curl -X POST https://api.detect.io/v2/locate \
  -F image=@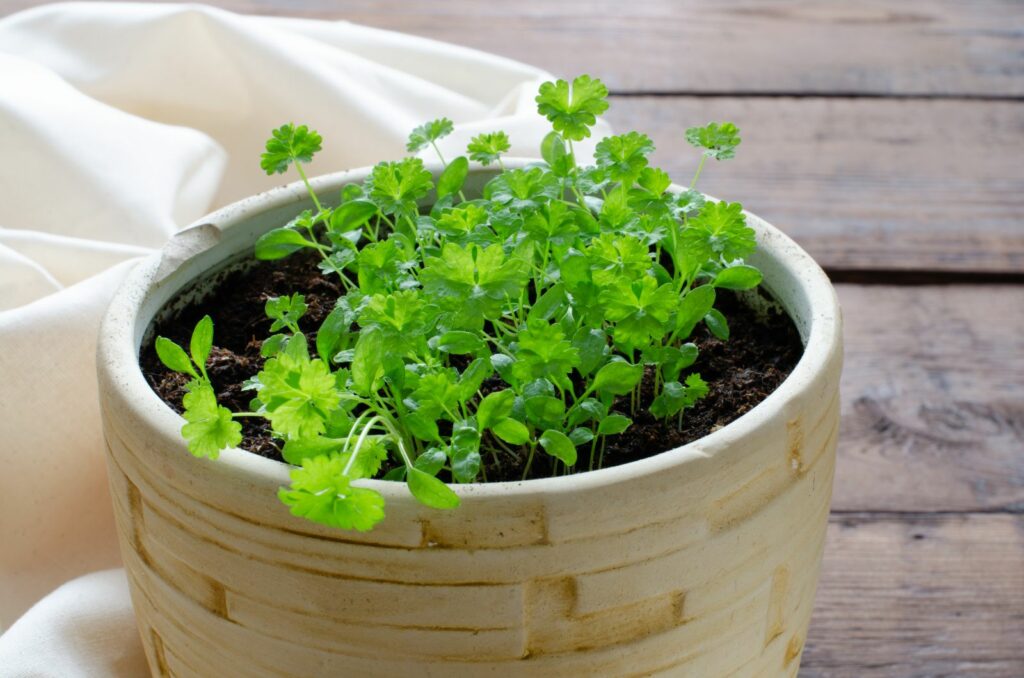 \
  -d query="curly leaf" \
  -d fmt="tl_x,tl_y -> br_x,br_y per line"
261,124 -> 322,175
535,75 -> 609,141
